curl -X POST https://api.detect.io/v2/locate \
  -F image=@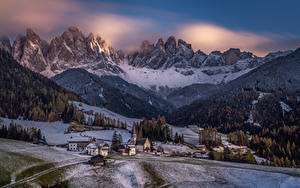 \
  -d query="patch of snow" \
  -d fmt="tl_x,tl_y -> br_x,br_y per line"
117,61 -> 255,89
169,125 -> 199,146
280,101 -> 292,116
258,92 -> 271,100
246,110 -> 254,124
148,97 -> 153,105
254,123 -> 261,127
81,129 -> 131,143
252,100 -> 258,105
